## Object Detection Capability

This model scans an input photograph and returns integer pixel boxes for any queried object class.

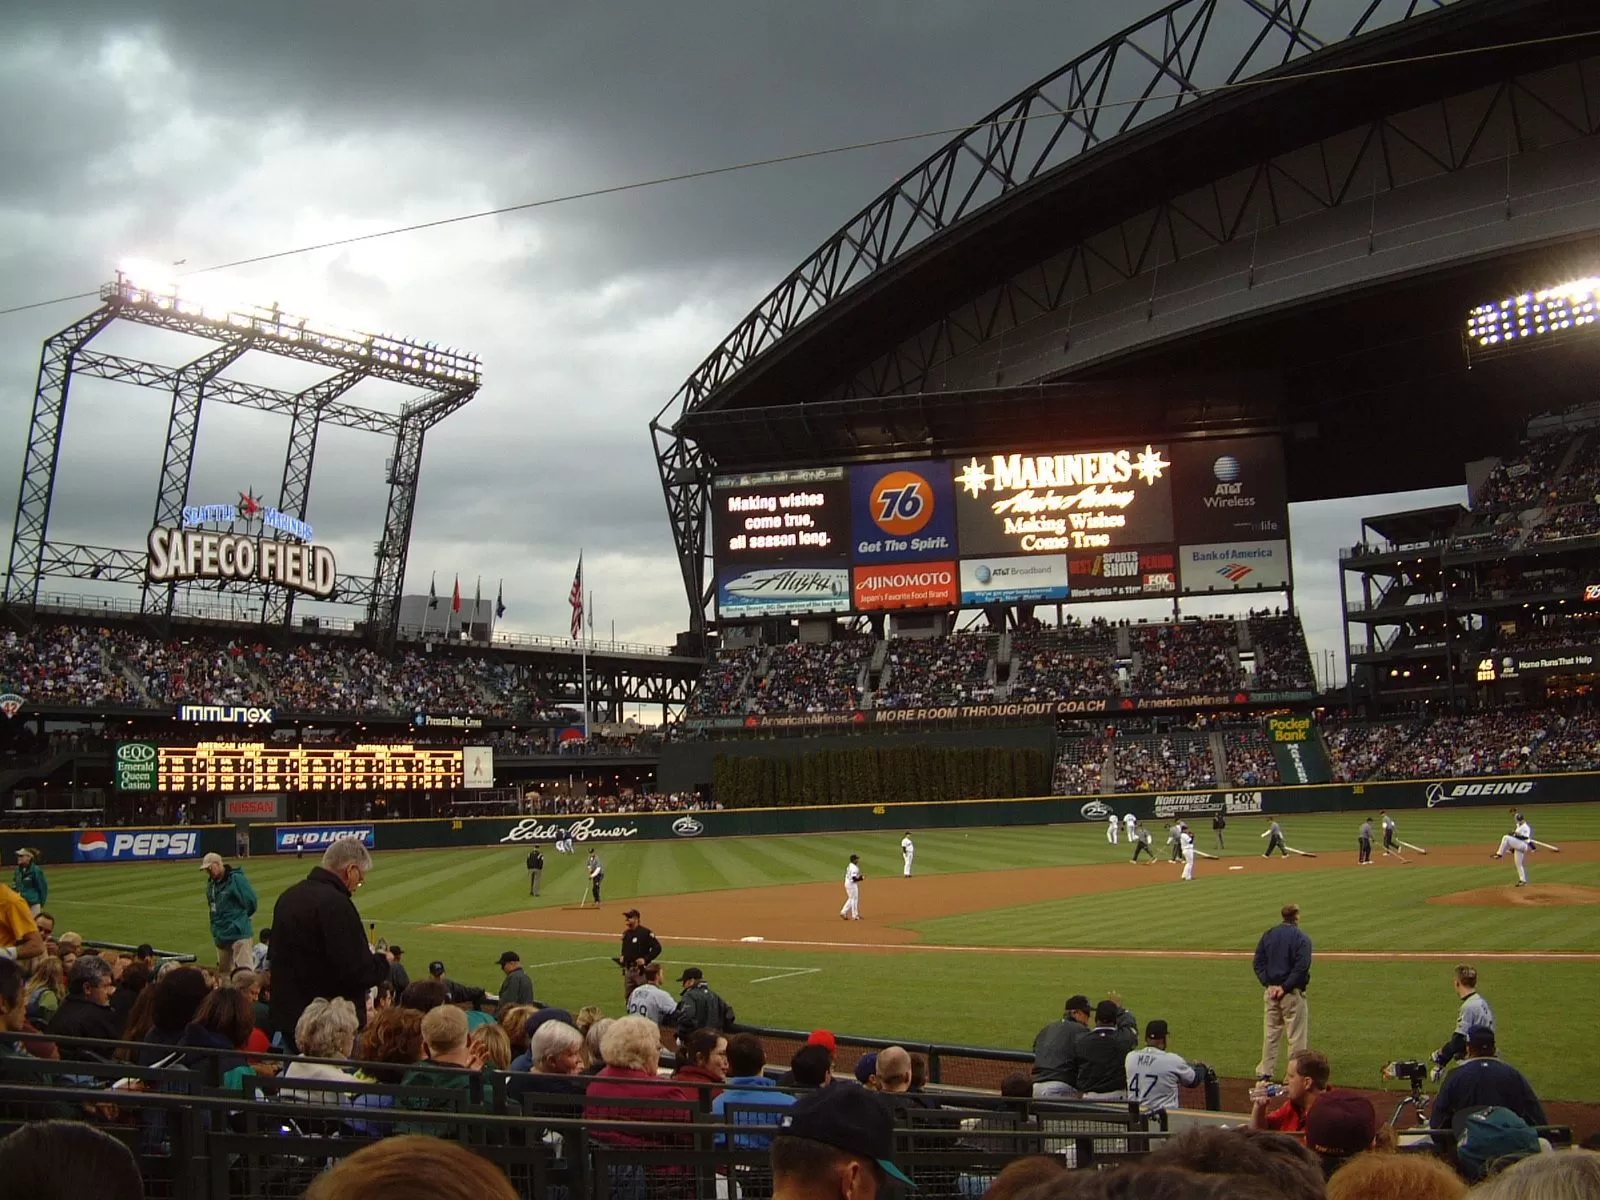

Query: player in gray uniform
[1262,818,1288,857]
[1130,822,1155,863]
[1167,822,1184,863]
[1357,818,1373,865]
[1380,811,1399,856]
[1125,1019,1205,1113]
[1431,964,1495,1079]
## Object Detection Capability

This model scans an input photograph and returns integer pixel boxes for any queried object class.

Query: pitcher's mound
[1430,884,1600,908]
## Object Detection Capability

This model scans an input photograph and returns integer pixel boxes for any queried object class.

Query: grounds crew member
[203,852,259,975]
[0,885,43,963]
[12,849,47,917]
[495,951,535,1007]
[526,845,544,897]
[676,966,735,1045]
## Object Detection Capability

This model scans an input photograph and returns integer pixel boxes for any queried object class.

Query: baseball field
[41,802,1600,1104]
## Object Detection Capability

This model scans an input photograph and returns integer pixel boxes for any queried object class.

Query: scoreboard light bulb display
[156,743,465,792]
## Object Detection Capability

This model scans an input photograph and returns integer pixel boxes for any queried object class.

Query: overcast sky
[0,1,1468,686]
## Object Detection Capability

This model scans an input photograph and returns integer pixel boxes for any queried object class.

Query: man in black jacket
[1253,903,1313,1080]
[267,837,391,1050]
[675,967,735,1044]
[1430,1027,1547,1132]
[1065,999,1139,1099]
[615,908,663,997]
[46,957,124,1057]
[428,960,488,1009]
[526,845,544,897]
[388,944,411,995]
[1031,993,1093,1098]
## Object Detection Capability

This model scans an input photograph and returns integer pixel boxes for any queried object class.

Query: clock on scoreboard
[156,743,465,792]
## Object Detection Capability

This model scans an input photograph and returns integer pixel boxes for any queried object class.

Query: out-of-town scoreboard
[153,743,466,792]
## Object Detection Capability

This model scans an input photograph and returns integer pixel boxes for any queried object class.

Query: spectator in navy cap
[772,1083,915,1198]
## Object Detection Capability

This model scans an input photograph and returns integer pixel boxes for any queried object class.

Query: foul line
[432,922,1600,963]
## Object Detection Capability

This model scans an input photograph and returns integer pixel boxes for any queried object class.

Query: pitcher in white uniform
[1106,813,1120,844]
[1492,810,1535,886]
[840,854,863,919]
[901,833,914,877]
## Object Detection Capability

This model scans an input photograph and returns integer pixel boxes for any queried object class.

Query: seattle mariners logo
[670,816,705,838]
[1425,783,1445,808]
[1080,800,1113,821]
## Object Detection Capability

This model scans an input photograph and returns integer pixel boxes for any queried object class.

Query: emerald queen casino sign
[146,489,336,599]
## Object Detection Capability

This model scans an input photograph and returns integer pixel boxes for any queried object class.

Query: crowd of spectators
[522,792,719,816]
[1472,431,1571,513]
[1111,734,1216,792]
[1248,615,1316,693]
[1130,620,1242,698]
[685,645,761,717]
[876,632,996,709]
[1528,500,1600,544]
[1222,729,1280,786]
[1370,711,1556,779]
[0,625,137,707]
[1009,624,1118,702]
[1051,736,1107,795]
[1323,720,1422,782]
[746,638,871,715]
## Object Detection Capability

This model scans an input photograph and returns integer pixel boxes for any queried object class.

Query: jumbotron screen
[154,743,467,792]
[711,437,1289,618]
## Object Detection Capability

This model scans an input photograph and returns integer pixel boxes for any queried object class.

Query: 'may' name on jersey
[1125,1047,1198,1111]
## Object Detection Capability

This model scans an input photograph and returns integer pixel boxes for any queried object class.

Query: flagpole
[581,554,590,740]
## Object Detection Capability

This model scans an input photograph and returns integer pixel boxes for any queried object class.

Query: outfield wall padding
[9,770,1596,860]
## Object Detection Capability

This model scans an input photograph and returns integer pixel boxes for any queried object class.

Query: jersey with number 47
[1125,1046,1199,1112]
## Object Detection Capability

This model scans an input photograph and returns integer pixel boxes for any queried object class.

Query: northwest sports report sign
[710,437,1290,619]
[146,492,335,599]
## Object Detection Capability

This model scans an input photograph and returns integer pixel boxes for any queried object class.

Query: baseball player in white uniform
[1178,824,1197,881]
[1125,1020,1202,1113]
[1123,812,1137,842]
[901,833,914,877]
[840,854,863,919]
[1106,813,1119,844]
[1492,810,1535,886]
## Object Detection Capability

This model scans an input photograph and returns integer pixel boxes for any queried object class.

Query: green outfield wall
[6,769,1596,862]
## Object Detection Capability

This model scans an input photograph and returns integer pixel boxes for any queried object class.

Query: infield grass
[35,802,1600,1102]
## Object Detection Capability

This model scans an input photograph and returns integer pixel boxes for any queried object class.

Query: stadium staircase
[1209,731,1228,785]
[1233,618,1251,651]
[1098,742,1115,793]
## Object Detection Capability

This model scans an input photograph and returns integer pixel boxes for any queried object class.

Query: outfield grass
[33,803,1600,1102]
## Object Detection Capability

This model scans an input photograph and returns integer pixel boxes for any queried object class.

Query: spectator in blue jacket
[713,1032,795,1150]
[1430,1027,1547,1133]
[202,853,258,975]
[1253,903,1312,1081]
[12,850,46,917]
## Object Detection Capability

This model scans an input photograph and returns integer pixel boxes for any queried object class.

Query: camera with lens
[1382,1061,1428,1085]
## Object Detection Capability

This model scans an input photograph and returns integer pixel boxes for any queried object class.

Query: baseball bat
[1397,840,1429,855]
[1533,839,1562,853]
[1284,845,1318,858]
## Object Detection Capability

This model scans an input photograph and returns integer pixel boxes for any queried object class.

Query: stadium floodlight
[1466,276,1600,363]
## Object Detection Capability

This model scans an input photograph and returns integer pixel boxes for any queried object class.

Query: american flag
[568,554,584,640]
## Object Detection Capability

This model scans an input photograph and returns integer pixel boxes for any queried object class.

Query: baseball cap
[778,1086,914,1186]
[429,961,446,976]
[1467,1026,1496,1055]
[201,852,224,869]
[1304,1090,1377,1160]
[1454,1107,1540,1182]
[496,951,521,966]
[1094,999,1120,1024]
[135,944,154,958]
[1064,994,1092,1016]
[389,945,404,956]
[524,1008,574,1037]
[623,908,640,919]
[677,967,703,982]
[1145,1020,1169,1040]
[853,1052,879,1084]
[806,1029,837,1053]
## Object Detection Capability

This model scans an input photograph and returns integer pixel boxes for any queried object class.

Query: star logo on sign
[956,457,992,497]
[238,489,263,518]
[1133,445,1169,485]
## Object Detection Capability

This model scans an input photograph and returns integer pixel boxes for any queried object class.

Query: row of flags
[428,574,507,619]
[424,554,588,643]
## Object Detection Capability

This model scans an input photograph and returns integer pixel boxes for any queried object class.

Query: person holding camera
[1249,1048,1329,1134]
[1431,964,1495,1080]
[1124,1019,1209,1114]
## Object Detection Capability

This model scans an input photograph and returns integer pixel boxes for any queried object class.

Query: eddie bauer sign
[498,816,641,844]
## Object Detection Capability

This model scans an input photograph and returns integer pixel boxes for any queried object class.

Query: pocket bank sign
[146,489,336,599]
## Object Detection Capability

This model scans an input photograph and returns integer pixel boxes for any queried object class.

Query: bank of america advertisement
[1178,540,1291,593]
[959,555,1070,604]
[717,565,852,617]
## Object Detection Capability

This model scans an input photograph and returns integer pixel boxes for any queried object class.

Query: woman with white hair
[281,997,359,1102]
[584,1016,694,1197]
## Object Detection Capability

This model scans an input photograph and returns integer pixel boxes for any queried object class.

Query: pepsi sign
[74,829,203,862]
[274,826,377,853]
[849,461,957,564]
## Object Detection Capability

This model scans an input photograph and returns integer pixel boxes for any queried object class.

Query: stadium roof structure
[655,0,1600,629]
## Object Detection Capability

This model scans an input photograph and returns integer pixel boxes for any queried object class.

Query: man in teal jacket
[203,852,258,974]
[12,849,46,917]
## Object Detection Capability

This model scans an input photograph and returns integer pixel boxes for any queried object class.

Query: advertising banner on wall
[852,562,959,611]
[1066,545,1177,600]
[848,461,959,564]
[952,446,1175,557]
[224,795,284,822]
[1178,540,1291,593]
[716,565,851,617]
[74,828,202,862]
[710,467,851,567]
[463,746,495,787]
[1474,646,1599,681]
[114,742,159,792]
[1171,437,1288,545]
[274,826,377,853]
[958,555,1069,604]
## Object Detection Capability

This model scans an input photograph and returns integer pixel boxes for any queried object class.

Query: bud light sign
[274,826,377,853]
[74,829,202,862]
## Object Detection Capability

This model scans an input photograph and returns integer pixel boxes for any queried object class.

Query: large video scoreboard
[711,437,1290,618]
[155,743,469,792]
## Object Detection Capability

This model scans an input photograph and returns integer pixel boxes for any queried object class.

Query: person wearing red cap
[1303,1090,1379,1179]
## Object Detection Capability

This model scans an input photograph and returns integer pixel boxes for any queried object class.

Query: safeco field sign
[115,742,159,792]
